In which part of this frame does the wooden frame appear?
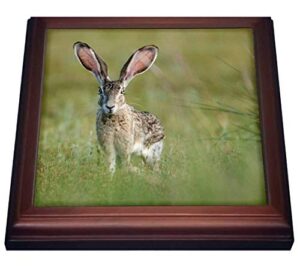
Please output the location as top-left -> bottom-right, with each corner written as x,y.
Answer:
5,17 -> 293,250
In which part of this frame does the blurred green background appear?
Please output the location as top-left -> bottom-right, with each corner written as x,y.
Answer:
34,28 -> 266,206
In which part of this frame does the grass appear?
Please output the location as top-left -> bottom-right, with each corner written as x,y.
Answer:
34,29 -> 267,206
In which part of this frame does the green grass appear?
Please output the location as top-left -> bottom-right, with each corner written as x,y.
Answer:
34,29 -> 267,206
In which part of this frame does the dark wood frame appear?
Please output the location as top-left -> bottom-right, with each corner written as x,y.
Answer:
5,17 -> 293,250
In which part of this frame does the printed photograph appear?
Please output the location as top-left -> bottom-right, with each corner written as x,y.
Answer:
34,29 -> 267,206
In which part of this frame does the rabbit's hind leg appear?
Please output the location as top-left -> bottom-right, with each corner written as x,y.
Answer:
142,140 -> 163,171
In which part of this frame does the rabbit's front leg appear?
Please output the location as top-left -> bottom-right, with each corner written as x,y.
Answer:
103,143 -> 116,174
118,148 -> 138,173
108,152 -> 116,174
124,153 -> 140,173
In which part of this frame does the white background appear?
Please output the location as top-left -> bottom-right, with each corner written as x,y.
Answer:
0,0 -> 299,270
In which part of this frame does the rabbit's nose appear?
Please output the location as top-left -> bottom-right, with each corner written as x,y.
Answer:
106,105 -> 115,110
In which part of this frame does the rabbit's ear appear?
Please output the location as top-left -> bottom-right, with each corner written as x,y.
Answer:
119,45 -> 158,87
73,42 -> 109,86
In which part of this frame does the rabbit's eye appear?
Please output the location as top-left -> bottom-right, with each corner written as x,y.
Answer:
98,88 -> 103,95
105,83 -> 112,90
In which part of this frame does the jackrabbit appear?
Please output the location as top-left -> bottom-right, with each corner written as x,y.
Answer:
74,42 -> 164,173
